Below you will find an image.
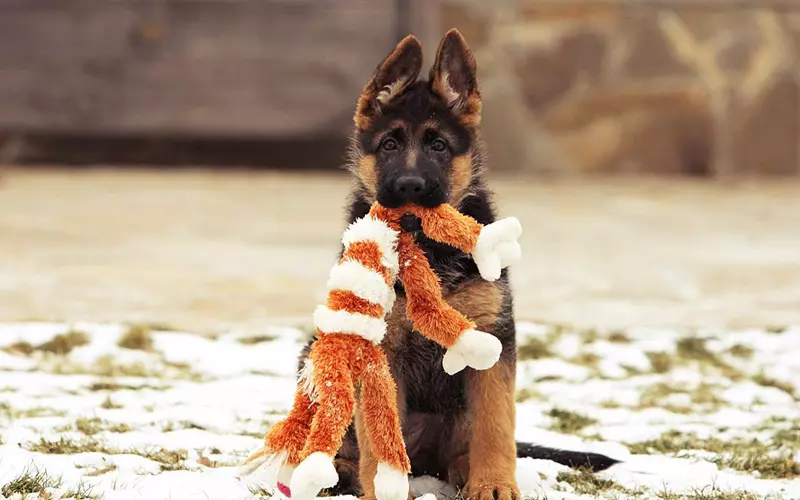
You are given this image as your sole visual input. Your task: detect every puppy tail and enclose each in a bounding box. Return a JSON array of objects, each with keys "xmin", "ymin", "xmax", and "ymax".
[{"xmin": 516, "ymin": 442, "xmax": 620, "ymax": 471}]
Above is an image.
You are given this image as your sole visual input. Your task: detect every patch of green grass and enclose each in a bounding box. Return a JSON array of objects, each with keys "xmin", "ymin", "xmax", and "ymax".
[
  {"xmin": 94, "ymin": 355, "xmax": 153, "ymax": 378},
  {"xmin": 2, "ymin": 330, "xmax": 91, "ymax": 358},
  {"xmin": 55, "ymin": 355, "xmax": 201, "ymax": 381},
  {"xmin": 638, "ymin": 383, "xmax": 691, "ymax": 414},
  {"xmin": 0, "ymin": 466, "xmax": 68, "ymax": 497},
  {"xmin": 136, "ymin": 322, "xmax": 177, "ymax": 332},
  {"xmin": 638, "ymin": 382, "xmax": 724, "ymax": 414},
  {"xmin": 7, "ymin": 406, "xmax": 67, "ymax": 419},
  {"xmin": 100, "ymin": 395, "xmax": 123, "ymax": 410},
  {"xmin": 517, "ymin": 337, "xmax": 552, "ymax": 360},
  {"xmin": 691, "ymin": 382, "xmax": 726, "ymax": 406},
  {"xmin": 63, "ymin": 481, "xmax": 95, "ymax": 499},
  {"xmin": 27, "ymin": 437, "xmax": 190, "ymax": 472},
  {"xmin": 2, "ymin": 340, "xmax": 35, "ymax": 356},
  {"xmin": 556, "ymin": 467, "xmax": 629, "ymax": 495},
  {"xmin": 75, "ymin": 417, "xmax": 132, "ymax": 435},
  {"xmin": 752, "ymin": 372, "xmax": 797, "ymax": 399},
  {"xmin": 772, "ymin": 425, "xmax": 800, "ymax": 448},
  {"xmin": 1, "ymin": 466, "xmax": 60, "ymax": 496},
  {"xmin": 727, "ymin": 343, "xmax": 754, "ymax": 359},
  {"xmin": 83, "ymin": 464, "xmax": 117, "ymax": 477},
  {"xmin": 162, "ymin": 420, "xmax": 205, "ymax": 432},
  {"xmin": 621, "ymin": 364, "xmax": 645, "ymax": 377},
  {"xmin": 28, "ymin": 436, "xmax": 102, "ymax": 455},
  {"xmin": 627, "ymin": 430, "xmax": 800, "ymax": 479},
  {"xmin": 38, "ymin": 329, "xmax": 91, "ymax": 355},
  {"xmin": 75, "ymin": 417, "xmax": 103, "ymax": 435},
  {"xmin": 676, "ymin": 336, "xmax": 742, "ymax": 379},
  {"xmin": 138, "ymin": 448, "xmax": 190, "ymax": 471},
  {"xmin": 569, "ymin": 351, "xmax": 600, "ymax": 369},
  {"xmin": 655, "ymin": 486, "xmax": 763, "ymax": 500},
  {"xmin": 546, "ymin": 408, "xmax": 597, "ymax": 434},
  {"xmin": 578, "ymin": 328, "xmax": 600, "ymax": 344},
  {"xmin": 248, "ymin": 485, "xmax": 274, "ymax": 499},
  {"xmin": 118, "ymin": 325, "xmax": 155, "ymax": 351},
  {"xmin": 239, "ymin": 430, "xmax": 266, "ymax": 438},
  {"xmin": 238, "ymin": 334, "xmax": 278, "ymax": 345},
  {"xmin": 87, "ymin": 380, "xmax": 168, "ymax": 392},
  {"xmin": 607, "ymin": 330, "xmax": 631, "ymax": 343},
  {"xmin": 515, "ymin": 387, "xmax": 539, "ymax": 403},
  {"xmin": 645, "ymin": 351, "xmax": 674, "ymax": 373}
]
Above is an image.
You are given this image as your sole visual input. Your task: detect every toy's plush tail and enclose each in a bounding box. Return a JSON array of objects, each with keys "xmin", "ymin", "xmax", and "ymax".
[
  {"xmin": 289, "ymin": 338, "xmax": 410, "ymax": 500},
  {"xmin": 356, "ymin": 346, "xmax": 411, "ymax": 500},
  {"xmin": 395, "ymin": 231, "xmax": 502, "ymax": 375},
  {"xmin": 240, "ymin": 386, "xmax": 317, "ymax": 493},
  {"xmin": 288, "ymin": 336, "xmax": 357, "ymax": 500}
]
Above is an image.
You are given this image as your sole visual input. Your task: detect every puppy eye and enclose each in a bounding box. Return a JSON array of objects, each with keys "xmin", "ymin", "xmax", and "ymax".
[
  {"xmin": 431, "ymin": 139, "xmax": 447, "ymax": 152},
  {"xmin": 381, "ymin": 138, "xmax": 399, "ymax": 151}
]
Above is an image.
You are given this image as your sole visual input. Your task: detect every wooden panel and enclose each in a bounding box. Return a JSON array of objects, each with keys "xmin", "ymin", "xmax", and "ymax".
[{"xmin": 0, "ymin": 0, "xmax": 401, "ymax": 137}]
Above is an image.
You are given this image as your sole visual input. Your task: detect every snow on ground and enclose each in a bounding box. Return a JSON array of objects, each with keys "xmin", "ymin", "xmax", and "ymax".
[{"xmin": 0, "ymin": 322, "xmax": 798, "ymax": 499}]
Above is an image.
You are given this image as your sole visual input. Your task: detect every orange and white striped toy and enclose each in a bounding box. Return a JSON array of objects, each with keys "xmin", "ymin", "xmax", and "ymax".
[{"xmin": 242, "ymin": 202, "xmax": 522, "ymax": 500}]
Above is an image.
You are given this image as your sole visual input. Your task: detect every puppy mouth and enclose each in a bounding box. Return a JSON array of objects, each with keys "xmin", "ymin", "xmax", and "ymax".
[{"xmin": 375, "ymin": 182, "xmax": 447, "ymax": 209}]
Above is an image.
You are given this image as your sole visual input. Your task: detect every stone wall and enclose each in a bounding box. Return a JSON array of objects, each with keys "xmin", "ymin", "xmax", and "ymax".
[{"xmin": 439, "ymin": 1, "xmax": 800, "ymax": 175}]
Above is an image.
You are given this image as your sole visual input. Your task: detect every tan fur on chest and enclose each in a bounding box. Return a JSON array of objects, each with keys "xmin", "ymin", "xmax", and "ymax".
[{"xmin": 383, "ymin": 279, "xmax": 503, "ymax": 352}]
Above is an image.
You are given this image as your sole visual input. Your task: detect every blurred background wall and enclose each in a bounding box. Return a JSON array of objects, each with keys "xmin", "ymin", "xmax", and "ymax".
[{"xmin": 1, "ymin": 0, "xmax": 798, "ymax": 176}]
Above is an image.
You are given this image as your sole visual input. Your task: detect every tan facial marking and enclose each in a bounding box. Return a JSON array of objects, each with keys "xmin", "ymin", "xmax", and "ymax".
[
  {"xmin": 449, "ymin": 154, "xmax": 473, "ymax": 205},
  {"xmin": 406, "ymin": 147, "xmax": 418, "ymax": 168},
  {"xmin": 357, "ymin": 155, "xmax": 378, "ymax": 198}
]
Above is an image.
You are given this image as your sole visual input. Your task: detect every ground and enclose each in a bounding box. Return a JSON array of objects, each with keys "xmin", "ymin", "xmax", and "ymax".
[
  {"xmin": 2, "ymin": 169, "xmax": 800, "ymax": 332},
  {"xmin": 1, "ymin": 169, "xmax": 799, "ymax": 499},
  {"xmin": 0, "ymin": 322, "xmax": 798, "ymax": 500}
]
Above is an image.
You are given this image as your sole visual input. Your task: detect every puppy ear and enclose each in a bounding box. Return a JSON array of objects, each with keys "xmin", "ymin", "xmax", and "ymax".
[
  {"xmin": 430, "ymin": 29, "xmax": 481, "ymax": 126},
  {"xmin": 354, "ymin": 35, "xmax": 423, "ymax": 130}
]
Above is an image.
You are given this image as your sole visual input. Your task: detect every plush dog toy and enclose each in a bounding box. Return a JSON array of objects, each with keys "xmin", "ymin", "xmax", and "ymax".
[{"xmin": 242, "ymin": 202, "xmax": 521, "ymax": 500}]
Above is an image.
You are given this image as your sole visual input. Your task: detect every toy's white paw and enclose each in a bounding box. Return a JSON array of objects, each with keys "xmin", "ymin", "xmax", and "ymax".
[
  {"xmin": 374, "ymin": 462, "xmax": 410, "ymax": 500},
  {"xmin": 276, "ymin": 463, "xmax": 296, "ymax": 497},
  {"xmin": 472, "ymin": 217, "xmax": 522, "ymax": 281},
  {"xmin": 442, "ymin": 329, "xmax": 502, "ymax": 375},
  {"xmin": 290, "ymin": 452, "xmax": 338, "ymax": 500}
]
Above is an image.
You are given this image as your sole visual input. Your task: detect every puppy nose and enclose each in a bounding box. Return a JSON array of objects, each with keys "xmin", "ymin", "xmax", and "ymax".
[{"xmin": 394, "ymin": 176, "xmax": 426, "ymax": 201}]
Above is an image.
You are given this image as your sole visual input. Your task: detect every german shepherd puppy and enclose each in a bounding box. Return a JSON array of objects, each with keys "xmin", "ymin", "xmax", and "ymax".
[{"xmin": 300, "ymin": 29, "xmax": 618, "ymax": 500}]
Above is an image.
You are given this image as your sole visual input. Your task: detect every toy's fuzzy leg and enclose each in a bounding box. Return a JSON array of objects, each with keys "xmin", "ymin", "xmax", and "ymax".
[
  {"xmin": 399, "ymin": 203, "xmax": 522, "ymax": 282},
  {"xmin": 396, "ymin": 232, "xmax": 472, "ymax": 348},
  {"xmin": 399, "ymin": 203, "xmax": 482, "ymax": 253},
  {"xmin": 290, "ymin": 338, "xmax": 357, "ymax": 500},
  {"xmin": 359, "ymin": 348, "xmax": 411, "ymax": 500},
  {"xmin": 396, "ymin": 232, "xmax": 501, "ymax": 375},
  {"xmin": 242, "ymin": 386, "xmax": 317, "ymax": 494},
  {"xmin": 369, "ymin": 201, "xmax": 520, "ymax": 285}
]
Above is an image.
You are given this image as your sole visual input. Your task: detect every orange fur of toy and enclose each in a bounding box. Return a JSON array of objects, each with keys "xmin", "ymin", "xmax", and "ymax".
[
  {"xmin": 249, "ymin": 201, "xmax": 490, "ymax": 480},
  {"xmin": 300, "ymin": 334, "xmax": 359, "ymax": 461},
  {"xmin": 370, "ymin": 203, "xmax": 482, "ymax": 348},
  {"xmin": 328, "ymin": 289, "xmax": 384, "ymax": 318},
  {"xmin": 400, "ymin": 203, "xmax": 481, "ymax": 253},
  {"xmin": 341, "ymin": 240, "xmax": 394, "ymax": 285},
  {"xmin": 258, "ymin": 388, "xmax": 316, "ymax": 466},
  {"xmin": 357, "ymin": 342, "xmax": 410, "ymax": 473},
  {"xmin": 258, "ymin": 333, "xmax": 410, "ymax": 473},
  {"xmin": 397, "ymin": 232, "xmax": 475, "ymax": 347}
]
